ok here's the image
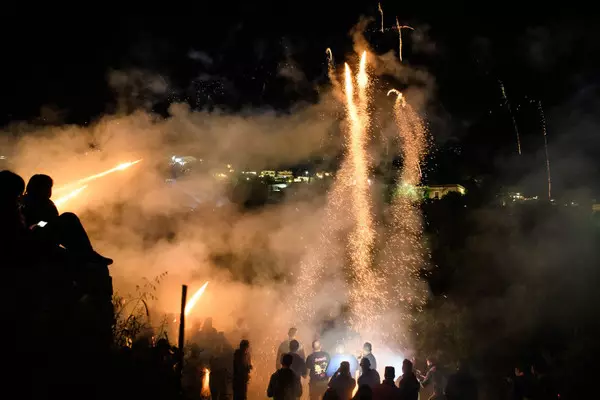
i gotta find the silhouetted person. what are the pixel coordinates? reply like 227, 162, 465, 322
353, 384, 373, 400
22, 174, 58, 227
288, 339, 307, 379
357, 358, 380, 389
361, 342, 377, 372
233, 340, 252, 400
396, 359, 420, 400
276, 328, 305, 370
445, 360, 477, 400
327, 344, 359, 377
373, 366, 402, 400
0, 170, 28, 264
22, 174, 112, 265
329, 361, 357, 400
510, 366, 531, 400
306, 340, 331, 400
421, 357, 446, 400
267, 353, 302, 400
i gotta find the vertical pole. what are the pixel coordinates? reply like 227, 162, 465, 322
177, 285, 188, 382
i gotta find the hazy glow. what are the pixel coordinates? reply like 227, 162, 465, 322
184, 281, 209, 317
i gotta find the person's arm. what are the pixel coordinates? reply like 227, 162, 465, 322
421, 368, 434, 388
301, 360, 308, 378
267, 374, 275, 398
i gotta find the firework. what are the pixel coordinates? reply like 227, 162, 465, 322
378, 3, 384, 33
538, 100, 552, 201
395, 18, 414, 62
499, 81, 522, 155
184, 281, 209, 317
53, 185, 88, 209
54, 159, 143, 193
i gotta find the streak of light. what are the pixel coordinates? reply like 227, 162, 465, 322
395, 18, 414, 62
54, 185, 88, 208
378, 3, 384, 33
499, 81, 521, 155
54, 159, 143, 193
326, 48, 341, 96
538, 100, 552, 200
184, 281, 209, 317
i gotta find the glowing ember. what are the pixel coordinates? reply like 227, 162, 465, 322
54, 159, 143, 193
184, 281, 209, 317
54, 185, 88, 209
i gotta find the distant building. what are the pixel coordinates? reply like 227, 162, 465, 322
260, 170, 276, 178
422, 184, 466, 199
275, 170, 294, 182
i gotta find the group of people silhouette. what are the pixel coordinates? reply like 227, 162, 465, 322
0, 170, 112, 266
227, 327, 476, 400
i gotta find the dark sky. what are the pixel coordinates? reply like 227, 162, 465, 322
1, 4, 600, 196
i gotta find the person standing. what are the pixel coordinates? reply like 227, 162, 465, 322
288, 340, 307, 379
233, 340, 252, 400
397, 359, 420, 400
276, 328, 305, 370
372, 366, 402, 400
267, 353, 303, 400
329, 361, 357, 400
361, 343, 377, 372
306, 340, 331, 400
421, 357, 446, 400
357, 358, 380, 389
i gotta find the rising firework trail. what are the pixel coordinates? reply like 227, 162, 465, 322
54, 185, 88, 209
344, 53, 381, 331
378, 3, 384, 33
381, 89, 428, 334
326, 48, 342, 96
538, 100, 552, 201
54, 159, 143, 193
499, 81, 522, 155
184, 281, 209, 316
395, 17, 414, 62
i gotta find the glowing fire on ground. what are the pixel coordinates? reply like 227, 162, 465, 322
185, 281, 209, 317
201, 368, 211, 398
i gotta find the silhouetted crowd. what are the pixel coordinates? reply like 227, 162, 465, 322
1, 170, 114, 399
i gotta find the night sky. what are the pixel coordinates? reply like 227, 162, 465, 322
2, 4, 600, 196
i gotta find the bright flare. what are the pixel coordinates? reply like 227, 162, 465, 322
344, 56, 380, 331
54, 159, 143, 193
184, 281, 209, 317
54, 185, 88, 208
201, 368, 211, 398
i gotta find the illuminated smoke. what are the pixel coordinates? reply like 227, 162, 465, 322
378, 3, 384, 33
184, 281, 209, 316
53, 185, 88, 209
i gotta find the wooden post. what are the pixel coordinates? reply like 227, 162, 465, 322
177, 285, 188, 380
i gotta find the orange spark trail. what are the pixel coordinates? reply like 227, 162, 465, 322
378, 3, 384, 33
326, 48, 342, 98
54, 159, 143, 193
381, 90, 429, 332
395, 18, 414, 62
54, 185, 87, 209
184, 281, 209, 317
344, 57, 379, 331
